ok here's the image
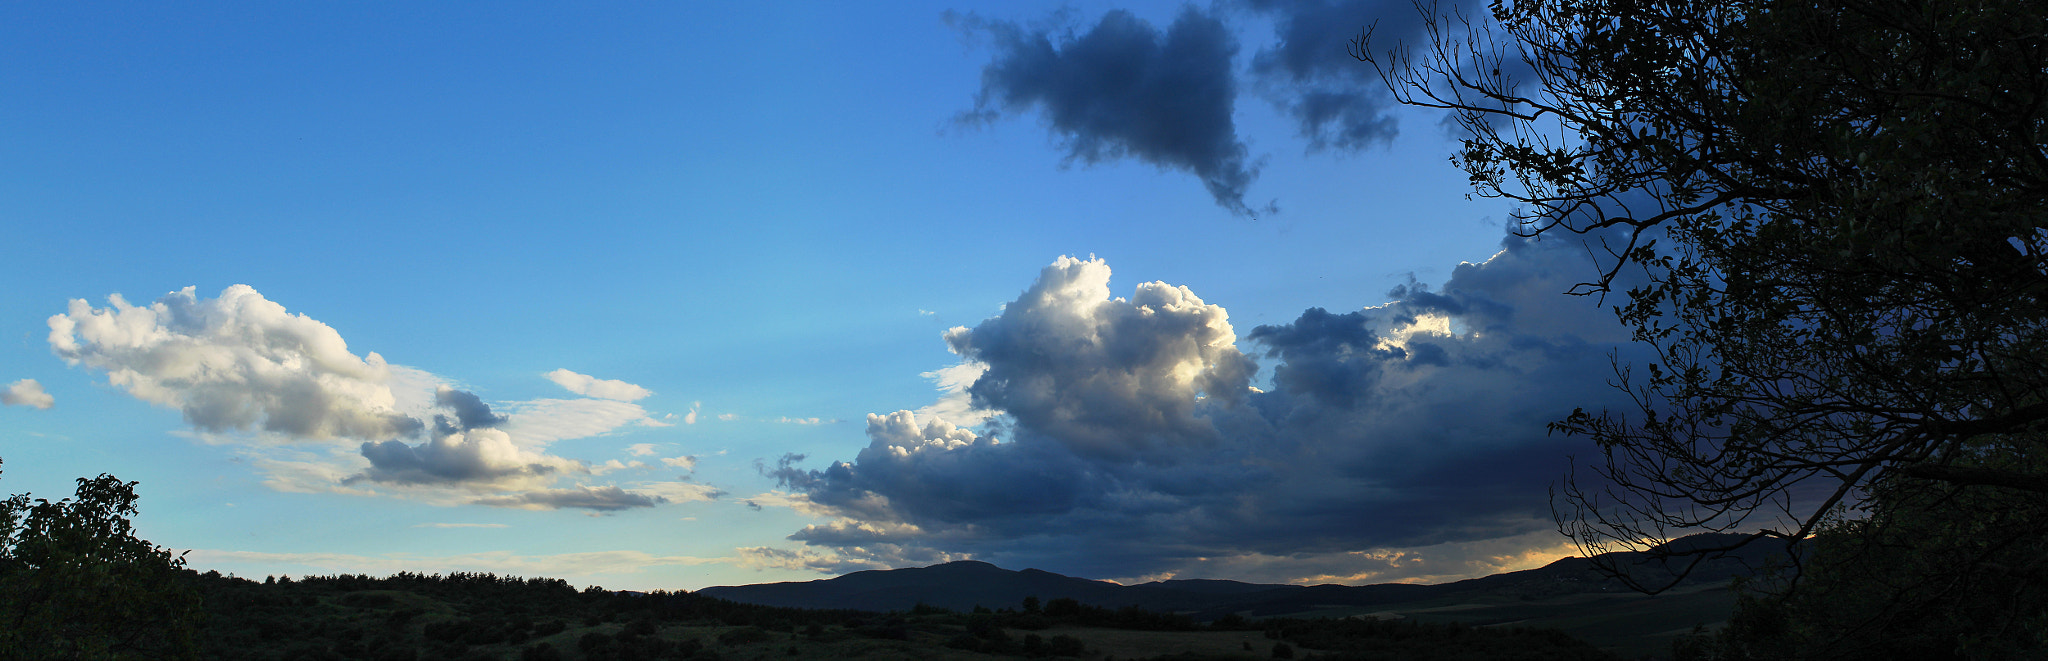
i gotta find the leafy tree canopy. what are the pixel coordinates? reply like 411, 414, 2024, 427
0, 458, 202, 659
1364, 0, 2046, 656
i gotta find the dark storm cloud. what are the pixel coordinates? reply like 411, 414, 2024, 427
953, 1, 1528, 212
958, 8, 1268, 216
1240, 0, 1432, 151
773, 231, 1646, 579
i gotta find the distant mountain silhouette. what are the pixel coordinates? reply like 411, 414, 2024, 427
699, 532, 1791, 620
697, 560, 1191, 613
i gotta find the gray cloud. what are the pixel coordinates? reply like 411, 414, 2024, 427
1, 379, 54, 410
435, 387, 507, 433
953, 2, 1518, 214
957, 8, 1268, 216
350, 389, 591, 490
350, 427, 576, 489
471, 485, 665, 512
775, 232, 1641, 580
1240, 0, 1432, 151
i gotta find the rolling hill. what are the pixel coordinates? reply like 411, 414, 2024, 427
702, 533, 1792, 657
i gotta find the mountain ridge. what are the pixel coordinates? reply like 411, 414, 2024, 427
699, 532, 1788, 618
699, 533, 1789, 657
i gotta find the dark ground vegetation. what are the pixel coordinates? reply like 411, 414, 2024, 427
145, 570, 1626, 660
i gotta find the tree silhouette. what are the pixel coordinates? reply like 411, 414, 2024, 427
0, 458, 202, 659
1364, 0, 2048, 653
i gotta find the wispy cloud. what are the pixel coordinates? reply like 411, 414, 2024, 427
471, 485, 666, 512
710, 414, 842, 425
412, 523, 509, 529
544, 369, 653, 402
500, 398, 668, 444
913, 362, 993, 427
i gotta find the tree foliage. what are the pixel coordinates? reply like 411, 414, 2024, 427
1680, 474, 2048, 659
0, 458, 202, 659
1362, 0, 2048, 654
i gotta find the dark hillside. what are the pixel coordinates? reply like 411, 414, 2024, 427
699, 560, 1195, 613
173, 568, 1617, 660
705, 533, 1791, 620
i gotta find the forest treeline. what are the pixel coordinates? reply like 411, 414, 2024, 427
42, 566, 1621, 660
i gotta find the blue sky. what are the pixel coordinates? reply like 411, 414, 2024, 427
1, 1, 1636, 590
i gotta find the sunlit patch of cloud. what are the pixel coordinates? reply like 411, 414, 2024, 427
733, 543, 970, 576
913, 362, 994, 427
1105, 527, 1582, 586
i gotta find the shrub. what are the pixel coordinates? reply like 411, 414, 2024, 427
718, 626, 772, 645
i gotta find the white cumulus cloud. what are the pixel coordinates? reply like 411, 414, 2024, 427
48, 286, 419, 440
1, 379, 53, 410
46, 285, 704, 513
